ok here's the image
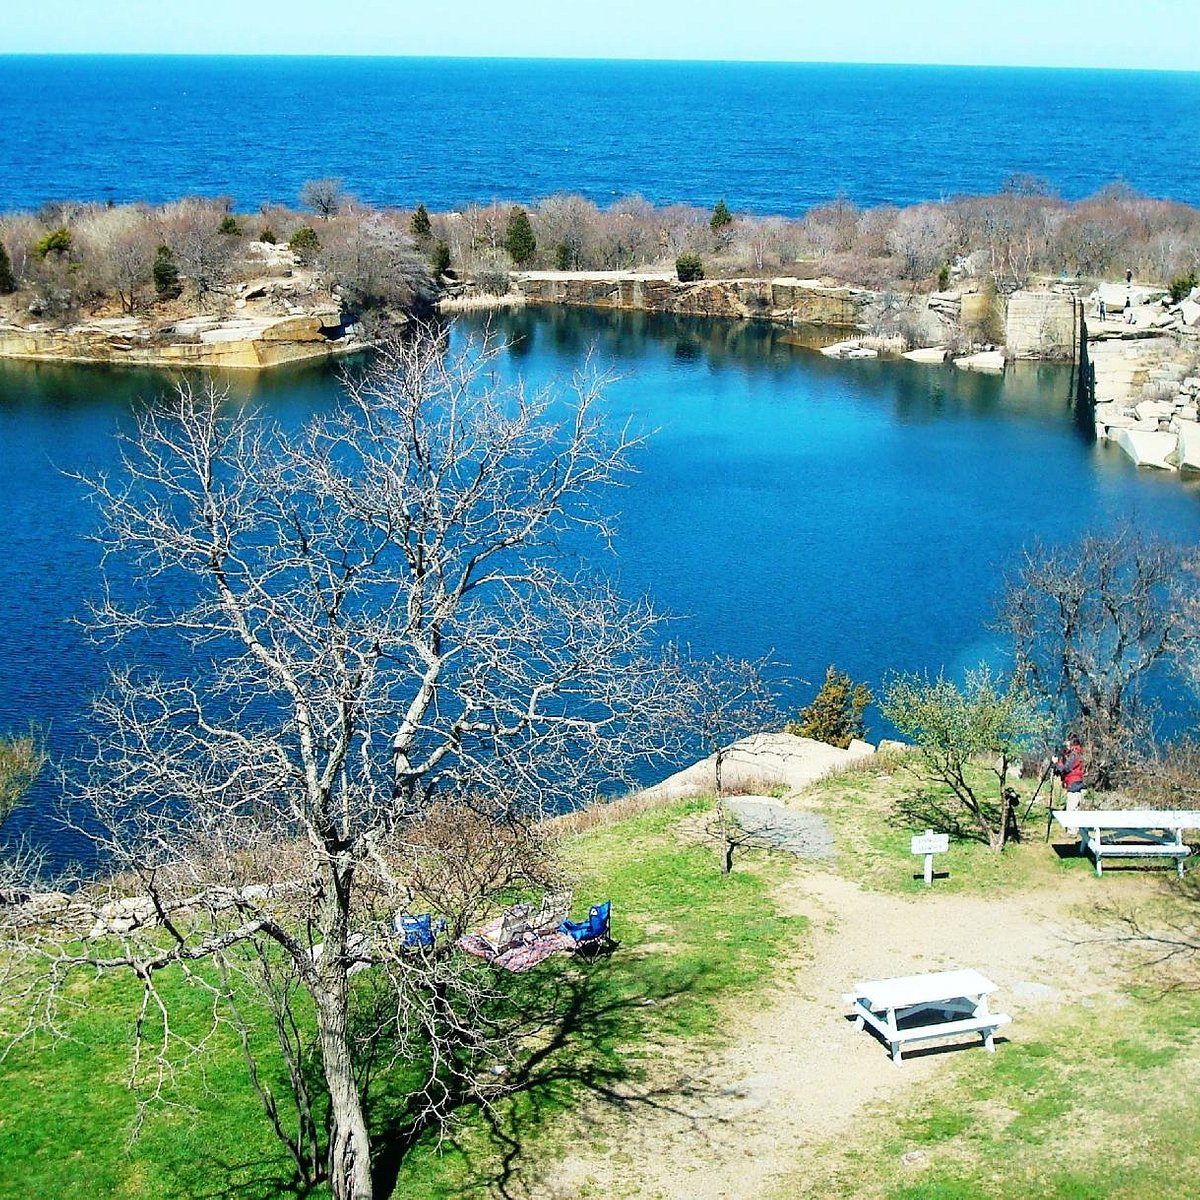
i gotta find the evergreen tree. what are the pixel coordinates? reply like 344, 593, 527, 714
675, 253, 704, 282
410, 203, 432, 239
788, 664, 871, 749
152, 244, 182, 301
710, 198, 733, 232
0, 240, 15, 294
504, 207, 536, 266
431, 240, 451, 277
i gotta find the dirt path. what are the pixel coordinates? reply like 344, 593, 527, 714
540, 862, 1120, 1200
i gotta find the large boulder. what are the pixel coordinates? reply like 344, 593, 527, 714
1113, 427, 1178, 470
954, 349, 1005, 372
1176, 420, 1200, 471
903, 346, 947, 364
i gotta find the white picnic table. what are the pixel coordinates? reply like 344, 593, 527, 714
843, 968, 1011, 1065
1053, 809, 1199, 877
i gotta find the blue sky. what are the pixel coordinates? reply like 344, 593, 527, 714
6, 0, 1199, 70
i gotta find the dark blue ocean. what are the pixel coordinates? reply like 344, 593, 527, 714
1, 56, 1199, 213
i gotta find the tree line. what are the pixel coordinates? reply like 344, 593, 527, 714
3, 177, 1199, 327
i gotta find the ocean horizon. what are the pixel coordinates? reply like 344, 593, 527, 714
2, 55, 1198, 214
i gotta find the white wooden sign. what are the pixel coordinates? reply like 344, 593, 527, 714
911, 829, 949, 885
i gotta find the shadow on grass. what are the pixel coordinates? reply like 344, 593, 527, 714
360, 952, 730, 1200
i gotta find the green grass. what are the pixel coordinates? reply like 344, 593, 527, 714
808, 756, 1097, 896
0, 799, 804, 1199
785, 985, 1200, 1199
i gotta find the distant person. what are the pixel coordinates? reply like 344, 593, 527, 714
1125, 268, 1133, 286
1052, 735, 1086, 810
1098, 297, 1107, 321
1124, 298, 1135, 325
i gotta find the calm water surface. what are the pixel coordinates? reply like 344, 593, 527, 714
2, 57, 1199, 212
3, 307, 1200, 860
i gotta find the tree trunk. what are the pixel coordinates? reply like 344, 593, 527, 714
317, 990, 374, 1200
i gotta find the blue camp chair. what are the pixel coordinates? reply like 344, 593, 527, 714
395, 912, 447, 949
559, 900, 613, 954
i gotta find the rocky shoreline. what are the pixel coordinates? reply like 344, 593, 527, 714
0, 239, 370, 371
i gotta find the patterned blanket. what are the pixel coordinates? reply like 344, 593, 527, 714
457, 930, 576, 972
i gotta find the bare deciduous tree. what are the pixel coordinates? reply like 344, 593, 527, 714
76, 207, 157, 313
300, 177, 347, 219
162, 201, 235, 312
1, 332, 678, 1200
317, 214, 435, 317
669, 651, 780, 875
997, 530, 1197, 789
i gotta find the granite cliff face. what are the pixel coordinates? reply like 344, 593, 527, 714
0, 306, 359, 370
506, 272, 876, 327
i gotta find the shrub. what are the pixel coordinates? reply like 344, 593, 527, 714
504, 207, 537, 266
554, 241, 572, 271
676, 253, 704, 282
710, 199, 733, 232
477, 266, 511, 296
218, 215, 242, 236
787, 664, 871, 749
289, 225, 321, 261
34, 227, 72, 259
1169, 272, 1198, 304
937, 263, 951, 291
0, 241, 14, 293
152, 243, 182, 300
410, 203, 432, 240
431, 240, 451, 277
258, 226, 277, 244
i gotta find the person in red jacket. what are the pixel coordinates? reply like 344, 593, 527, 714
1052, 735, 1086, 810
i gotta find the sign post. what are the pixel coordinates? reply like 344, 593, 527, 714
910, 829, 949, 886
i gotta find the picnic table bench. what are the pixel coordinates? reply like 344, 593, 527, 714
1052, 810, 1200, 877
843, 968, 1011, 1065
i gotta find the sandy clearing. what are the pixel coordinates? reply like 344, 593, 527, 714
537, 860, 1124, 1200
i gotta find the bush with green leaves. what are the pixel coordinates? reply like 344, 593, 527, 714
289, 225, 321, 261
554, 241, 572, 271
504, 206, 537, 266
788, 664, 871, 749
676, 253, 704, 282
881, 664, 1047, 852
1169, 272, 1198, 303
217, 215, 242, 237
710, 199, 733, 232
151, 244, 182, 301
431, 239, 451, 277
34, 227, 72, 259
0, 241, 14, 293
258, 226, 277, 244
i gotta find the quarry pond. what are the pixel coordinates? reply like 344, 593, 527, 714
2, 305, 1199, 852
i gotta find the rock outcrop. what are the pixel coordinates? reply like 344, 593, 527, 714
0, 304, 360, 369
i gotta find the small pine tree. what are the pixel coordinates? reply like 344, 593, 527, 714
554, 241, 571, 271
503, 207, 536, 266
0, 240, 15, 294
34, 227, 72, 259
410, 203, 432, 240
218, 215, 242, 236
675, 253, 704, 282
152, 244, 182, 301
289, 226, 321, 262
431, 240, 451, 277
788, 665, 871, 749
710, 199, 733, 232
258, 226, 277, 244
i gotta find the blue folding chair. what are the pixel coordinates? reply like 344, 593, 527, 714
559, 900, 613, 955
396, 912, 447, 949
